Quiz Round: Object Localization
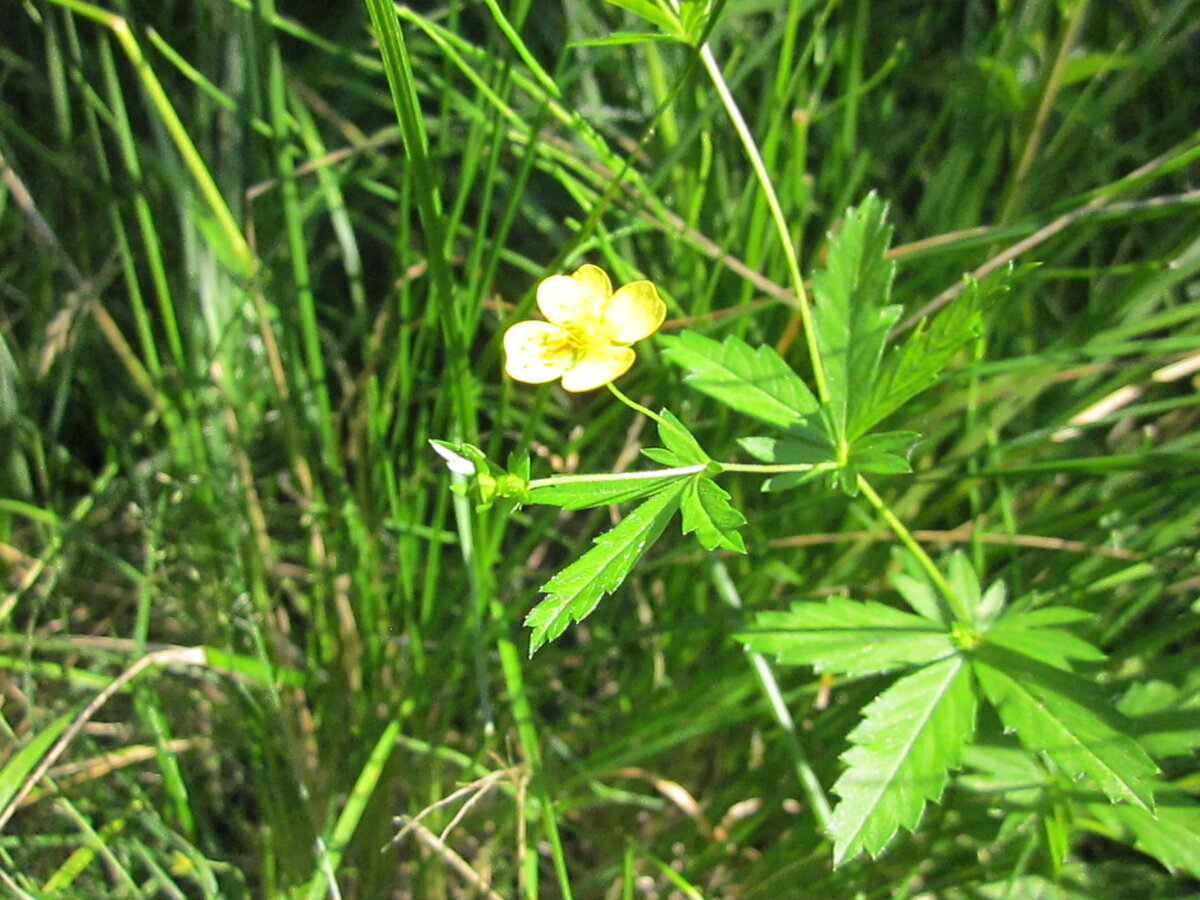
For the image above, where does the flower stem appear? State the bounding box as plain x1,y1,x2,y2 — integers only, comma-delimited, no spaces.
605,381,672,430
697,41,829,405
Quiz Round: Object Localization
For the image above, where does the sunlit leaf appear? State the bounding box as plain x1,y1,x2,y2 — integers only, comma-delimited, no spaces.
526,481,686,653
661,331,819,429
681,476,746,553
972,645,1156,809
829,655,977,864
811,193,900,443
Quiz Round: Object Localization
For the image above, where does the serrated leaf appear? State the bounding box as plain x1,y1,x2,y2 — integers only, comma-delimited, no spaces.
681,477,746,552
660,331,818,429
853,275,992,438
738,597,954,676
525,481,685,653
972,645,1156,809
829,655,977,864
529,469,700,510
1100,792,1200,876
811,194,900,443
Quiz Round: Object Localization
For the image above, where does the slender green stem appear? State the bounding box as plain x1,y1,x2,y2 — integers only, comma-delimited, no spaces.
855,475,967,621
528,466,706,490
605,381,672,430
696,41,829,404
718,461,839,476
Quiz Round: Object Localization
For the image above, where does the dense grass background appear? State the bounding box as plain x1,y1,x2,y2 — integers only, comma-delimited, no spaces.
2,0,1199,896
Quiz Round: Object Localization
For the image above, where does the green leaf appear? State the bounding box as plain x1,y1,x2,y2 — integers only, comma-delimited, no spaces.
972,645,1157,809
0,707,76,815
525,481,686,653
1118,680,1200,759
660,331,819,429
811,193,900,443
738,427,835,465
987,609,1107,669
737,427,837,493
829,655,977,864
681,477,746,553
529,470,700,510
656,408,709,464
571,31,683,47
847,449,911,475
738,597,954,676
1099,791,1200,876
853,274,991,438
598,0,682,34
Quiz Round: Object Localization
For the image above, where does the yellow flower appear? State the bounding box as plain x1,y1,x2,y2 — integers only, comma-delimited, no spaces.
503,264,666,392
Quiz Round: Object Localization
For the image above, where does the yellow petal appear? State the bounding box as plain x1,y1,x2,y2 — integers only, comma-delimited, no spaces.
503,321,573,383
560,345,635,392
599,280,666,344
536,274,592,328
568,264,613,316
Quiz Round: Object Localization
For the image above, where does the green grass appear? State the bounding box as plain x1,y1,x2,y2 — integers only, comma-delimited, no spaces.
2,0,1200,896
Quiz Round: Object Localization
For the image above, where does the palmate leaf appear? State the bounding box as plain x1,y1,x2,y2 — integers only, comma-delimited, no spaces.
972,645,1157,809
829,654,977,864
811,193,900,443
525,480,686,653
738,597,954,677
660,331,819,429
852,275,991,439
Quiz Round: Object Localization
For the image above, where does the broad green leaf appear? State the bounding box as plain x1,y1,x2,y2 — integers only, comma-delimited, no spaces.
681,477,746,553
660,331,819,429
1099,791,1200,876
829,655,977,864
811,193,900,442
987,608,1107,669
853,275,991,438
738,597,954,676
526,481,686,653
738,428,834,465
972,646,1156,809
529,470,700,510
